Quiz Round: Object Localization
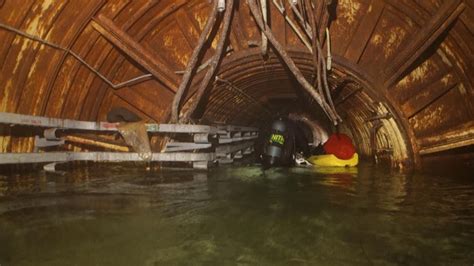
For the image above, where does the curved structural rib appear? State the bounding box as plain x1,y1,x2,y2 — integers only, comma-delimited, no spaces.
248,0,340,124
170,0,220,123
184,0,235,123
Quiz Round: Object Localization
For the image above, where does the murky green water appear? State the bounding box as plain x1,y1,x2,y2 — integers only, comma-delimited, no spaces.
0,163,473,265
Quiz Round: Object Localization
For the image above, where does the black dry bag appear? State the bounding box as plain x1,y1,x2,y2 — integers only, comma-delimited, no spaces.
263,119,287,168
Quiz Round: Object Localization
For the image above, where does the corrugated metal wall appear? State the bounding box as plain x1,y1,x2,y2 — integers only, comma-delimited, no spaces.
0,0,473,168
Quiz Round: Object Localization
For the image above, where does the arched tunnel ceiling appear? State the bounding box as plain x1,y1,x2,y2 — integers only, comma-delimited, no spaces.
0,0,473,167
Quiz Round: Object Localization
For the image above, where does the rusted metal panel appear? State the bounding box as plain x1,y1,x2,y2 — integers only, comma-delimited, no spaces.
144,17,192,71
331,0,369,57
175,9,201,49
1,1,66,114
91,15,179,92
235,0,260,47
83,1,182,122
96,89,115,121
437,40,473,121
102,94,150,122
401,70,458,118
0,0,473,167
112,87,168,122
44,25,100,117
460,5,474,34
79,47,120,121
409,84,471,139
95,0,131,19
384,0,465,88
61,37,110,119
392,54,447,104
44,55,83,117
110,0,146,27
342,0,384,63
383,0,426,27
0,0,35,71
358,6,414,80
50,0,130,120
1,0,70,154
418,121,474,155
40,1,107,117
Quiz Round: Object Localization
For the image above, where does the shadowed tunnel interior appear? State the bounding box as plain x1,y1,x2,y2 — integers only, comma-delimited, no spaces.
1,2,474,265
0,0,473,169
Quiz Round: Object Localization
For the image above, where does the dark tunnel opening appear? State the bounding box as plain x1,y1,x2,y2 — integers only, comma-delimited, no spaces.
0,1,473,265
188,49,415,169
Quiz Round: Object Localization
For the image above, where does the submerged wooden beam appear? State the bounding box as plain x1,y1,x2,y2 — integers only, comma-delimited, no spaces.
64,135,130,152
91,15,179,92
384,0,465,88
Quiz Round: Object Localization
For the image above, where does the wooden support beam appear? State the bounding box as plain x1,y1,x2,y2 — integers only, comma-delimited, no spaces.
401,70,458,118
91,15,179,92
344,0,384,63
64,134,130,152
384,0,465,88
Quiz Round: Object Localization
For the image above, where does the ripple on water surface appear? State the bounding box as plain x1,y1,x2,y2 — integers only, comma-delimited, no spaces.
0,163,473,265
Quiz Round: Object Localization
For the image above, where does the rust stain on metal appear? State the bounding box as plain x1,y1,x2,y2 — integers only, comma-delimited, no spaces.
409,87,467,137
155,22,191,68
24,0,56,37
441,42,467,74
0,0,472,166
331,0,369,56
370,24,407,59
397,59,432,88
338,0,361,24
192,4,211,30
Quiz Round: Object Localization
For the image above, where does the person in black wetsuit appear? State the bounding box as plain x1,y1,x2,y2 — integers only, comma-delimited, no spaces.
260,117,310,169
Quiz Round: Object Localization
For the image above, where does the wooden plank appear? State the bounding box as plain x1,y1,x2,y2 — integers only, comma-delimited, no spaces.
384,0,465,88
402,70,458,118
91,14,179,92
344,0,384,63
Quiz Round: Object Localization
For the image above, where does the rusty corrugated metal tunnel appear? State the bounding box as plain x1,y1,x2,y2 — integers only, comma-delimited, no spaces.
0,0,473,169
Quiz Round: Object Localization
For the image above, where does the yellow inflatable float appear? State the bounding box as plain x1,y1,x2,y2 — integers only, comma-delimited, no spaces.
307,153,359,167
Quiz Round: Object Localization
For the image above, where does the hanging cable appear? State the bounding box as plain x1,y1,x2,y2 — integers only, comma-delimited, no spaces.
248,0,339,124
306,0,323,99
170,0,220,123
184,0,235,123
260,0,269,57
272,0,313,51
326,28,332,70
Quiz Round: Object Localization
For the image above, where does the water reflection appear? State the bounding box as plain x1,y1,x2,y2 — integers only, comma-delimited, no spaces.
0,163,473,265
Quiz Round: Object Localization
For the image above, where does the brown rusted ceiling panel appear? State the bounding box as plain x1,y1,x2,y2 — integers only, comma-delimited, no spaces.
358,6,414,77
331,0,371,56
